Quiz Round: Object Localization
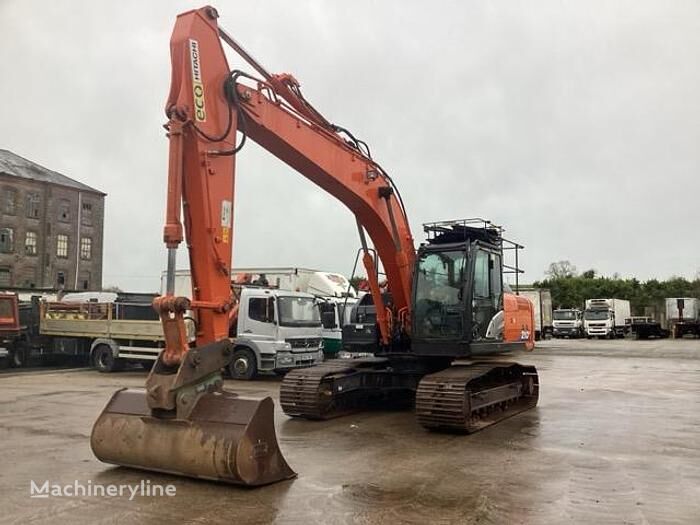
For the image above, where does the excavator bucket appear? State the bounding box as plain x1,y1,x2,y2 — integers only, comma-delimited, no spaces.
91,340,295,486
91,388,296,486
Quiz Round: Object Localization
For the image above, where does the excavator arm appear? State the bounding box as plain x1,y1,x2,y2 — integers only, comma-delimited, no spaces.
230,73,416,345
160,7,415,356
155,6,238,366
155,6,414,362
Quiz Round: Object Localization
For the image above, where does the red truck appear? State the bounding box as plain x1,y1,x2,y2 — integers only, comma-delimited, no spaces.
0,293,20,367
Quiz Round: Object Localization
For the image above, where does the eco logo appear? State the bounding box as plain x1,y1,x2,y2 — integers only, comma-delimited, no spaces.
189,39,206,122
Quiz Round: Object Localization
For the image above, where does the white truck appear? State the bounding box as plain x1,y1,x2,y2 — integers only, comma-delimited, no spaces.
584,298,631,338
232,267,359,356
552,309,584,338
161,270,325,378
518,288,553,340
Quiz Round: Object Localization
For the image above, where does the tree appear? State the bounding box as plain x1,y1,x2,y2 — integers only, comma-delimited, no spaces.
545,260,578,280
582,269,596,279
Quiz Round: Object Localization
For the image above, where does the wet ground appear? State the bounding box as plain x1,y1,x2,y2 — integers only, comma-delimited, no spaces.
2,338,700,524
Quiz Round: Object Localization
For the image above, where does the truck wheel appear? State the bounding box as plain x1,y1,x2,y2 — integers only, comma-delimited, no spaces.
92,345,119,373
229,348,257,380
10,345,27,368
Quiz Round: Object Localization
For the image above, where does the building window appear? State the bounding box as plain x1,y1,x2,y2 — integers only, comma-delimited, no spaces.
58,199,71,222
57,271,66,287
25,231,37,256
81,201,93,226
3,188,17,215
23,267,36,288
80,237,92,260
0,228,14,253
80,272,91,290
26,193,41,219
56,234,69,258
0,268,10,286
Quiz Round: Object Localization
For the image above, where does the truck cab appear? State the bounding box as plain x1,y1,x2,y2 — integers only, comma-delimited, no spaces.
0,293,20,366
229,287,324,379
552,309,584,338
583,307,614,338
317,296,359,356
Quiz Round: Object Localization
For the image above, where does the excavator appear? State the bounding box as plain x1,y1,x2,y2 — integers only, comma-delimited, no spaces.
91,5,538,487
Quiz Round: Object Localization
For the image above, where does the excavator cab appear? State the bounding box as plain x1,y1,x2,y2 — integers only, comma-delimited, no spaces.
411,219,530,357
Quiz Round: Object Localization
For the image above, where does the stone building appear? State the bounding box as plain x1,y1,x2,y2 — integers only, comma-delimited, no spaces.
0,150,106,290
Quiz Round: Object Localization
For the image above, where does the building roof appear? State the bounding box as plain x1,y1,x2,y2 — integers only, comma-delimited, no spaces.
0,149,106,195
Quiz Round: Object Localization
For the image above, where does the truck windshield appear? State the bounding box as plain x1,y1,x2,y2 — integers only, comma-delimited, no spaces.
584,310,609,321
278,297,321,327
414,249,466,338
554,310,577,320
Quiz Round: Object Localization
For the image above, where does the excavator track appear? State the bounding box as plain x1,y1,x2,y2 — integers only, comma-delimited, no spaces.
280,357,420,420
415,362,539,433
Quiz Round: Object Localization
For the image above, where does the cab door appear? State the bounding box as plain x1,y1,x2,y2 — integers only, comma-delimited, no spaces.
470,247,503,340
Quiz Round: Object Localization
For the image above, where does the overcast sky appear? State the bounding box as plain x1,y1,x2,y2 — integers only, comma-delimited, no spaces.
1,0,698,291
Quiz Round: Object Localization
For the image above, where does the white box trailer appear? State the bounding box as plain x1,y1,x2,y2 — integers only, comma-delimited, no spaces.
584,298,631,338
232,267,357,299
518,288,553,340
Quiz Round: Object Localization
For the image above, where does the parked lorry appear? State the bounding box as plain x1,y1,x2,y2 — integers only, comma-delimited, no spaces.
583,298,631,338
518,288,553,340
161,270,325,378
231,267,359,356
0,292,168,371
666,297,700,338
552,308,584,338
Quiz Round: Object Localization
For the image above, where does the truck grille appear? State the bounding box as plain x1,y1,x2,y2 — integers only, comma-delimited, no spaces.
286,338,321,350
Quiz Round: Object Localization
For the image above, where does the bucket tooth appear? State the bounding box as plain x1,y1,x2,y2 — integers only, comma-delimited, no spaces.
91,388,296,486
